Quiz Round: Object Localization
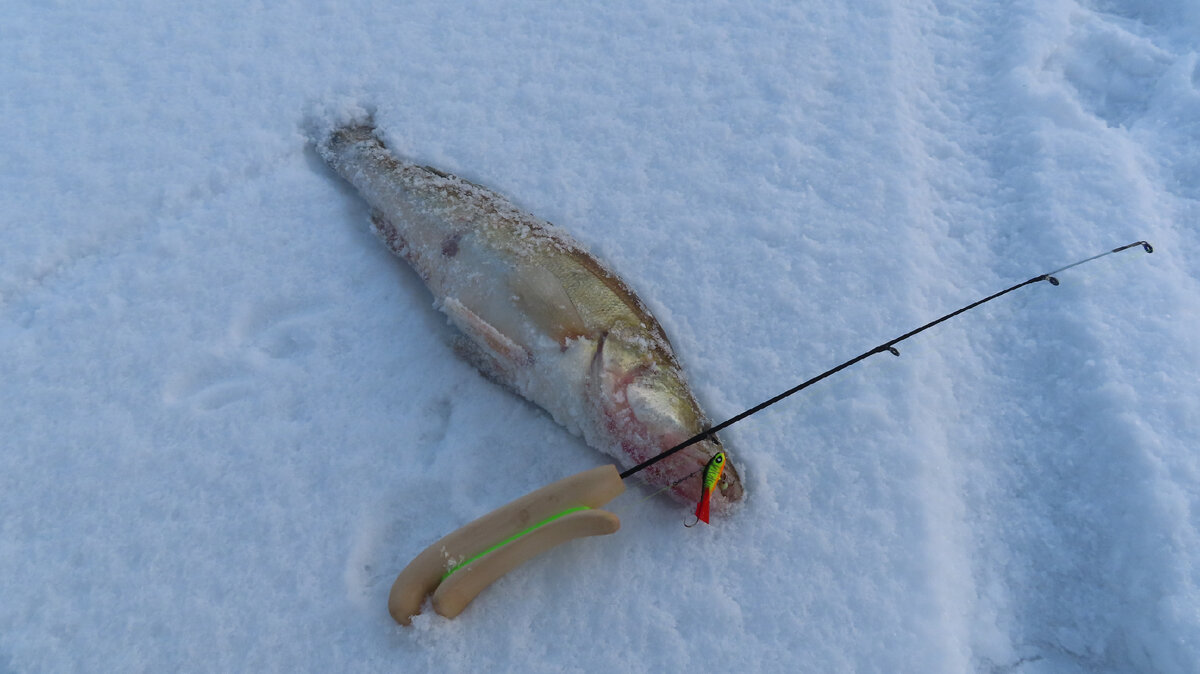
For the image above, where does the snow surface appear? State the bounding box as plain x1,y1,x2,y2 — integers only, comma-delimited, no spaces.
3,1,1199,672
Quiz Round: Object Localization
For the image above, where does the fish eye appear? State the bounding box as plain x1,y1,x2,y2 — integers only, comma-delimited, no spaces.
714,455,723,464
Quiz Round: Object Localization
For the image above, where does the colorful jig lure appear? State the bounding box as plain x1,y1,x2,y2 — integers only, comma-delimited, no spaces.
686,452,726,527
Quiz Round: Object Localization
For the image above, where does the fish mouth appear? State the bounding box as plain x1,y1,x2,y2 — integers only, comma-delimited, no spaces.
701,438,744,510
653,437,744,514
716,456,745,504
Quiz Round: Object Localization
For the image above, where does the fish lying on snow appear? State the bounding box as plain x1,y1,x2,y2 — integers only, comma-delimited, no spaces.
316,121,743,513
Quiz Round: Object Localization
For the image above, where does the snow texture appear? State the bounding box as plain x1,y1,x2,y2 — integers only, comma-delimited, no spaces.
2,1,1198,672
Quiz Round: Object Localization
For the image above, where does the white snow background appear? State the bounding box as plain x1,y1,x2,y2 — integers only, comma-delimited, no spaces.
3,0,1199,672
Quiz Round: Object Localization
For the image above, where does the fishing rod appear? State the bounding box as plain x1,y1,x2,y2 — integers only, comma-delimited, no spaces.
387,239,1153,625
620,239,1154,480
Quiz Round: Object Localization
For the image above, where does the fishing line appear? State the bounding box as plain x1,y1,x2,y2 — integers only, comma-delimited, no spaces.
637,465,705,503
619,240,1153,481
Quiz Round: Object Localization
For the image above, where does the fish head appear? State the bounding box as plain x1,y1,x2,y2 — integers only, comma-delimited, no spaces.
589,330,745,513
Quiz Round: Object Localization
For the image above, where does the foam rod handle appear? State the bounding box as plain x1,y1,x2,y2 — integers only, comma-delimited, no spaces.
388,464,626,625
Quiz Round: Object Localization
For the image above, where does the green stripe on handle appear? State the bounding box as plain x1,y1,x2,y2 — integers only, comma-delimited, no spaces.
441,506,592,580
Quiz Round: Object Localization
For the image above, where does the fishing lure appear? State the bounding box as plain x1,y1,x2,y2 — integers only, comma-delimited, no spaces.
686,452,726,527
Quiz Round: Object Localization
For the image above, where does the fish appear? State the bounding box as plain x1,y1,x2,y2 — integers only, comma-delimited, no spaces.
315,120,743,513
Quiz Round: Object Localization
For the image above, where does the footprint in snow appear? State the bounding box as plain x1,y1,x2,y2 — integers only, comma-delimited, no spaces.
163,297,329,411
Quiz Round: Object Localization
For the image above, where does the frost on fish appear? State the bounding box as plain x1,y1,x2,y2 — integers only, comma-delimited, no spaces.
315,121,744,513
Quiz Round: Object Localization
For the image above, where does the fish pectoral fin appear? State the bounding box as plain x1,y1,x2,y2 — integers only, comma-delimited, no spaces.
441,296,531,367
509,266,590,345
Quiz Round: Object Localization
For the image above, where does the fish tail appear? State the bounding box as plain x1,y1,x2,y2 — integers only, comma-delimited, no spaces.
314,120,388,186
317,120,378,157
